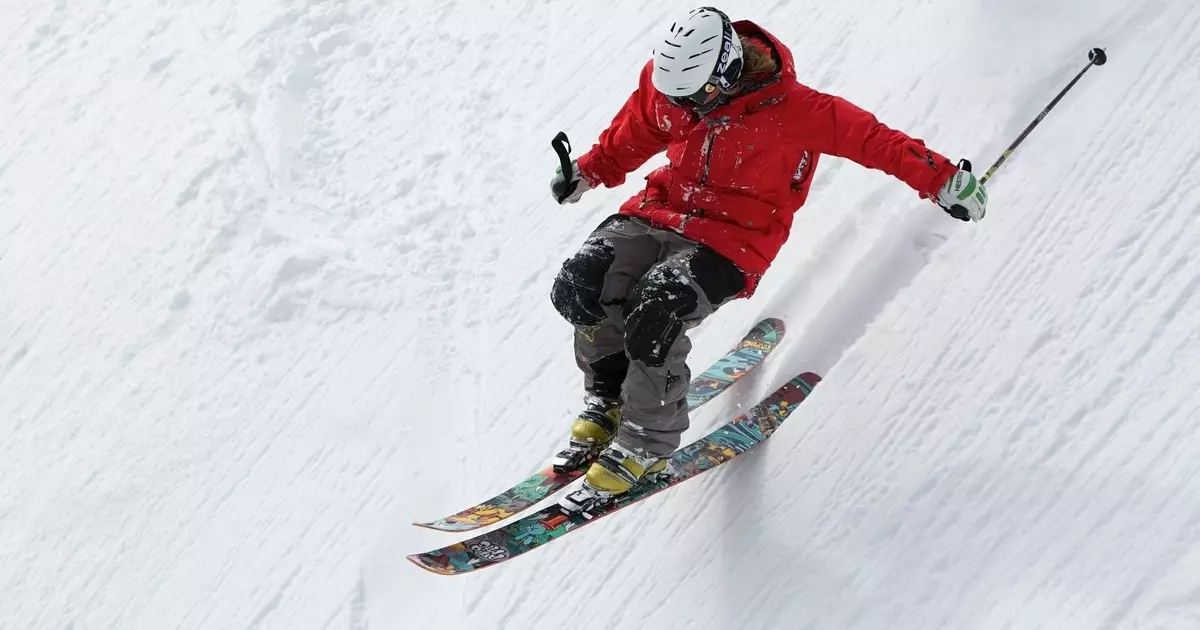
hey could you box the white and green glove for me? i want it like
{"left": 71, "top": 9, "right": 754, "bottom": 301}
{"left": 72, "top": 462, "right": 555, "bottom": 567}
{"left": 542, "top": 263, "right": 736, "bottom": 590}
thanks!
{"left": 937, "top": 164, "right": 989, "bottom": 222}
{"left": 551, "top": 159, "right": 593, "bottom": 205}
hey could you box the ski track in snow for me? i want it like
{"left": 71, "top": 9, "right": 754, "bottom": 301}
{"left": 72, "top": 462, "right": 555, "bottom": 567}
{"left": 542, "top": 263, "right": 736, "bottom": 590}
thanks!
{"left": 5, "top": 0, "right": 1200, "bottom": 628}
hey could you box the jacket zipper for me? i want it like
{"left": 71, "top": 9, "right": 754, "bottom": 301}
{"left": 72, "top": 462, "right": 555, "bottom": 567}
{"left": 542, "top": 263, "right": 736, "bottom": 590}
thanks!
{"left": 680, "top": 115, "right": 731, "bottom": 234}
{"left": 697, "top": 116, "right": 728, "bottom": 187}
{"left": 699, "top": 132, "right": 715, "bottom": 186}
{"left": 696, "top": 115, "right": 729, "bottom": 186}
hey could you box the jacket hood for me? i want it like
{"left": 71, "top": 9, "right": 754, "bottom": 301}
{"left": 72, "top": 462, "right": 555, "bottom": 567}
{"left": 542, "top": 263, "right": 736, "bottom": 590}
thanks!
{"left": 691, "top": 20, "right": 796, "bottom": 116}
{"left": 733, "top": 20, "right": 797, "bottom": 85}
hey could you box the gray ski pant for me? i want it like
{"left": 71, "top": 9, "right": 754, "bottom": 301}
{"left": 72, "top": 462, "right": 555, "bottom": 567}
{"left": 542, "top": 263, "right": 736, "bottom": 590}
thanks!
{"left": 551, "top": 215, "right": 745, "bottom": 456}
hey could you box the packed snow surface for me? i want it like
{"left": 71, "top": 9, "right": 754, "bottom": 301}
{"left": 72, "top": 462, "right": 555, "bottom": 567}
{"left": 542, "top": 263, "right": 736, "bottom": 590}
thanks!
{"left": 4, "top": 0, "right": 1200, "bottom": 628}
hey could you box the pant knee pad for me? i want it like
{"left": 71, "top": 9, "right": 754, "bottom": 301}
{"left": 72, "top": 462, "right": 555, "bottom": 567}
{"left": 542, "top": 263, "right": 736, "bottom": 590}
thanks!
{"left": 623, "top": 272, "right": 698, "bottom": 367}
{"left": 551, "top": 237, "right": 615, "bottom": 327}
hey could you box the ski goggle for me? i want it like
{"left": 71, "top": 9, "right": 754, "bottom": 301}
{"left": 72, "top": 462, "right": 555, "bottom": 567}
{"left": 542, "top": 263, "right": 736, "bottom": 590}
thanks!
{"left": 666, "top": 82, "right": 721, "bottom": 108}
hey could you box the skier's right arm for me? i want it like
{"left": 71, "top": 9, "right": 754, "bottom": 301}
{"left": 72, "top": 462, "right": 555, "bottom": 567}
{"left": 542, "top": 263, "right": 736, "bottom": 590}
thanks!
{"left": 575, "top": 61, "right": 672, "bottom": 189}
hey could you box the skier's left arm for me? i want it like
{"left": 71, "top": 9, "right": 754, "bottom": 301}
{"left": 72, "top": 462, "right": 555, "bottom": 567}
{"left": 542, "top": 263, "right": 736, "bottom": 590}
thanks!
{"left": 790, "top": 84, "right": 987, "bottom": 221}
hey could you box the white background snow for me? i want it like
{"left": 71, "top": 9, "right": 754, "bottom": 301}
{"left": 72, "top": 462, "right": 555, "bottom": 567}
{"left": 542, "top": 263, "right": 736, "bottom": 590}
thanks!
{"left": 4, "top": 0, "right": 1200, "bottom": 628}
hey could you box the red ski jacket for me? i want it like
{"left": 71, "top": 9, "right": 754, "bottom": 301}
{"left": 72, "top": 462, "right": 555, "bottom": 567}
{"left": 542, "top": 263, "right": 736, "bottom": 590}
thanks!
{"left": 577, "top": 21, "right": 956, "bottom": 296}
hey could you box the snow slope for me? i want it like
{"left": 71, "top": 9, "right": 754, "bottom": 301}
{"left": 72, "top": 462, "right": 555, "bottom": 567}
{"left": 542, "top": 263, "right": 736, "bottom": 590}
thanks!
{"left": 4, "top": 0, "right": 1200, "bottom": 628}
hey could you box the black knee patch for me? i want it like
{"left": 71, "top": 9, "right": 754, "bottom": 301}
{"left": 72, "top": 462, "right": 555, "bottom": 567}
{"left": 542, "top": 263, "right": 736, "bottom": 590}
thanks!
{"left": 551, "top": 233, "right": 617, "bottom": 327}
{"left": 688, "top": 246, "right": 745, "bottom": 305}
{"left": 623, "top": 268, "right": 698, "bottom": 367}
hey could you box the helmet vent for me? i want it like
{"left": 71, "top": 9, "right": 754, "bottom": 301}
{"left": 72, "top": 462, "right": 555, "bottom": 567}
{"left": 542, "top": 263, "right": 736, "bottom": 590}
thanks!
{"left": 651, "top": 7, "right": 743, "bottom": 99}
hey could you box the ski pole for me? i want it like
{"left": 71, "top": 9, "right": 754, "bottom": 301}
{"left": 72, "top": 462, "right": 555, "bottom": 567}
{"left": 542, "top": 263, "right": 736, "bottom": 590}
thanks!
{"left": 551, "top": 131, "right": 578, "bottom": 203}
{"left": 974, "top": 47, "right": 1108, "bottom": 185}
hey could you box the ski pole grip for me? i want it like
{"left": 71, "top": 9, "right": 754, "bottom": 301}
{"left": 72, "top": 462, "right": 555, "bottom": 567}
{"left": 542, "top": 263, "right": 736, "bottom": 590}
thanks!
{"left": 552, "top": 132, "right": 578, "bottom": 203}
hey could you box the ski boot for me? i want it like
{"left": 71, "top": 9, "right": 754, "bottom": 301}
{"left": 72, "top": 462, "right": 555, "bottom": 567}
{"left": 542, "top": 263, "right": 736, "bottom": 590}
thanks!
{"left": 551, "top": 396, "right": 621, "bottom": 473}
{"left": 560, "top": 441, "right": 669, "bottom": 515}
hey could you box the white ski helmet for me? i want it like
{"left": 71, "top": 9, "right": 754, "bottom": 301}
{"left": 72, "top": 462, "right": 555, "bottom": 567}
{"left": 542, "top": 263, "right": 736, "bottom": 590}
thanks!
{"left": 651, "top": 7, "right": 744, "bottom": 104}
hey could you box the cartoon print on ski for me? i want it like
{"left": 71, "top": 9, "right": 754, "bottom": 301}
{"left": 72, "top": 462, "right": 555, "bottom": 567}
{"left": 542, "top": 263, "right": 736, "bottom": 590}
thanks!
{"left": 416, "top": 467, "right": 578, "bottom": 531}
{"left": 407, "top": 373, "right": 821, "bottom": 575}
{"left": 418, "top": 355, "right": 796, "bottom": 533}
{"left": 689, "top": 364, "right": 747, "bottom": 396}
{"left": 510, "top": 514, "right": 572, "bottom": 547}
{"left": 418, "top": 548, "right": 476, "bottom": 574}
{"left": 466, "top": 539, "right": 509, "bottom": 562}
{"left": 444, "top": 505, "right": 518, "bottom": 529}
{"left": 510, "top": 476, "right": 558, "bottom": 502}
{"left": 740, "top": 339, "right": 774, "bottom": 352}
{"left": 684, "top": 318, "right": 782, "bottom": 407}
{"left": 413, "top": 319, "right": 786, "bottom": 533}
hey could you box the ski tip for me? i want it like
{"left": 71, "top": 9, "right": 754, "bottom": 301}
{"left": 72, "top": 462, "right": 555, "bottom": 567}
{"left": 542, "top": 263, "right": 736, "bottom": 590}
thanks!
{"left": 412, "top": 519, "right": 486, "bottom": 533}
{"left": 406, "top": 553, "right": 459, "bottom": 576}
{"left": 794, "top": 372, "right": 823, "bottom": 392}
{"left": 758, "top": 317, "right": 785, "bottom": 336}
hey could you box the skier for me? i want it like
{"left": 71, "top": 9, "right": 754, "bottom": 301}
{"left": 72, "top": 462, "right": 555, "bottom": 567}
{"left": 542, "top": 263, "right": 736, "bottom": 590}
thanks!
{"left": 549, "top": 7, "right": 987, "bottom": 505}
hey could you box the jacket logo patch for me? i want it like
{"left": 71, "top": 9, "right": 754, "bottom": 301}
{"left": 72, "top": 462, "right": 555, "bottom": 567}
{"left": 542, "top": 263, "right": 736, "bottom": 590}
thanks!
{"left": 908, "top": 147, "right": 940, "bottom": 171}
{"left": 792, "top": 150, "right": 810, "bottom": 187}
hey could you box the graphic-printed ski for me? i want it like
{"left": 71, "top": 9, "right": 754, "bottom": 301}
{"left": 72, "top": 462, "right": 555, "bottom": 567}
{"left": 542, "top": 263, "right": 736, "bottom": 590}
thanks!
{"left": 408, "top": 372, "right": 821, "bottom": 575}
{"left": 412, "top": 318, "right": 785, "bottom": 533}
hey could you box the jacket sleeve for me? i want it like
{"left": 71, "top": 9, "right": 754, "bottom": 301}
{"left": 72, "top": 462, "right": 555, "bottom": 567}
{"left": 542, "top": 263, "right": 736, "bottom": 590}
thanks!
{"left": 576, "top": 61, "right": 672, "bottom": 189}
{"left": 789, "top": 83, "right": 955, "bottom": 199}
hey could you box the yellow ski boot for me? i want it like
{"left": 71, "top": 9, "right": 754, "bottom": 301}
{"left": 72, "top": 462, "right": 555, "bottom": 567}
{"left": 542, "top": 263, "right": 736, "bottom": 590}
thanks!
{"left": 551, "top": 397, "right": 621, "bottom": 473}
{"left": 584, "top": 442, "right": 668, "bottom": 494}
{"left": 561, "top": 442, "right": 669, "bottom": 514}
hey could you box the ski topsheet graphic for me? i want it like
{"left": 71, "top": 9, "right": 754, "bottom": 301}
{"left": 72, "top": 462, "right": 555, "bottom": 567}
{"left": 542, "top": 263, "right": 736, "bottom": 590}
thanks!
{"left": 412, "top": 318, "right": 786, "bottom": 533}
{"left": 408, "top": 371, "right": 821, "bottom": 575}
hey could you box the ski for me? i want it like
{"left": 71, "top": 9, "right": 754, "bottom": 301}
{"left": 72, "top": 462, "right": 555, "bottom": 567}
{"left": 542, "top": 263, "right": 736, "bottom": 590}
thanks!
{"left": 407, "top": 371, "right": 821, "bottom": 575}
{"left": 411, "top": 318, "right": 786, "bottom": 533}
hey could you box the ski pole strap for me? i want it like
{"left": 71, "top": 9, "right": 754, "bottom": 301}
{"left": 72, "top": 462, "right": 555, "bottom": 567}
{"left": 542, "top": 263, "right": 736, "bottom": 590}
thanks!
{"left": 552, "top": 132, "right": 578, "bottom": 203}
{"left": 980, "top": 47, "right": 1107, "bottom": 186}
